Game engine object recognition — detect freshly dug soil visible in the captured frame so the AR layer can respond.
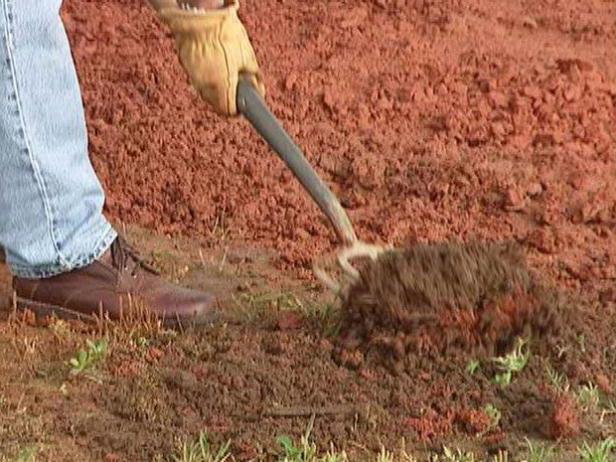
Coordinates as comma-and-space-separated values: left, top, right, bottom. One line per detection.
340, 242, 561, 357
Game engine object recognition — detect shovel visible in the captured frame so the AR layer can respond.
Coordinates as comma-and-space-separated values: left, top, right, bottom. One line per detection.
236, 80, 385, 295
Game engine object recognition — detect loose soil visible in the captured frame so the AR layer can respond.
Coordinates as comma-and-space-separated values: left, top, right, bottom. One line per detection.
1, 0, 616, 460
338, 241, 563, 359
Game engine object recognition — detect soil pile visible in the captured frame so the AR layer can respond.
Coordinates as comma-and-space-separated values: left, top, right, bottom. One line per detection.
338, 242, 562, 360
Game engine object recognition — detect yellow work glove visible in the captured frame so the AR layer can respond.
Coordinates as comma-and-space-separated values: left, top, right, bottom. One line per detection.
159, 1, 265, 116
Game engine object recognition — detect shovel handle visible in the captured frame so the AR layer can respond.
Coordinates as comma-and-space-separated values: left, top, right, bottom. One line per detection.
236, 79, 357, 246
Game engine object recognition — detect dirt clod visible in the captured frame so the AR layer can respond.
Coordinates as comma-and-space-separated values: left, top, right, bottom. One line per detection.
549, 393, 581, 440
339, 242, 561, 357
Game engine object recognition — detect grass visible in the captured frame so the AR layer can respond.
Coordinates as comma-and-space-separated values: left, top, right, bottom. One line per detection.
578, 437, 616, 462
68, 338, 108, 377
437, 447, 479, 462
545, 364, 570, 392
14, 446, 38, 462
482, 404, 501, 434
173, 432, 232, 462
492, 338, 530, 387
577, 382, 600, 412
431, 448, 507, 462
524, 438, 555, 462
276, 417, 348, 462
233, 290, 340, 334
466, 359, 480, 376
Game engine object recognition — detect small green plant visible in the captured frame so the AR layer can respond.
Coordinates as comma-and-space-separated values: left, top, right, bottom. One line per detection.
576, 334, 586, 353
68, 339, 108, 376
436, 447, 478, 462
376, 447, 394, 462
173, 432, 232, 462
545, 365, 569, 392
524, 437, 555, 462
277, 433, 318, 462
277, 418, 347, 462
483, 404, 501, 431
578, 437, 616, 462
15, 446, 38, 462
135, 336, 149, 348
466, 359, 480, 376
577, 382, 600, 412
429, 448, 507, 462
492, 338, 529, 387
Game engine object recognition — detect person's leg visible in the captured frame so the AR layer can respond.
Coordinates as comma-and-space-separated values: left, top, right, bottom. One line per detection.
0, 0, 218, 327
0, 0, 116, 278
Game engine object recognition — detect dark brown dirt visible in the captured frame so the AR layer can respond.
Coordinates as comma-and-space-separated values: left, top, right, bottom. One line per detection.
339, 241, 562, 358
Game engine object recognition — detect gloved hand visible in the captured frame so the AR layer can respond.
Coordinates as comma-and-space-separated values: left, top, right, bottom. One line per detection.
158, 0, 265, 116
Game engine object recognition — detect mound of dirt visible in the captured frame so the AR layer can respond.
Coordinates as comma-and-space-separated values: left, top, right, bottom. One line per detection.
338, 242, 563, 360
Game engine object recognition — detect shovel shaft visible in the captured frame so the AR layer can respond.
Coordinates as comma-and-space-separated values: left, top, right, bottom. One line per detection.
237, 79, 357, 246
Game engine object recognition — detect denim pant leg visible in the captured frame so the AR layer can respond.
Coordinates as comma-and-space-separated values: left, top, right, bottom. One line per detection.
0, 0, 117, 278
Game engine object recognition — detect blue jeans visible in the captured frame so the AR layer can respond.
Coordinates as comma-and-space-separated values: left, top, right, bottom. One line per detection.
0, 0, 116, 278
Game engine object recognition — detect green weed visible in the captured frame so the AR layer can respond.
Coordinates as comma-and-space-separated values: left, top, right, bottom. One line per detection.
15, 446, 38, 462
428, 448, 508, 462
545, 365, 569, 392
173, 432, 232, 462
375, 446, 417, 462
276, 418, 347, 462
577, 382, 600, 412
434, 447, 478, 462
492, 338, 529, 387
68, 339, 108, 376
483, 404, 502, 433
578, 437, 616, 462
524, 437, 555, 462
466, 359, 480, 376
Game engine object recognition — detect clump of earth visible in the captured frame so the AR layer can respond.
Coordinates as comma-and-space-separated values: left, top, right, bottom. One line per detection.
337, 242, 565, 363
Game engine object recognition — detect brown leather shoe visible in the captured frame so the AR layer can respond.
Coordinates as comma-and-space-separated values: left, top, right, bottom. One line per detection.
12, 237, 219, 327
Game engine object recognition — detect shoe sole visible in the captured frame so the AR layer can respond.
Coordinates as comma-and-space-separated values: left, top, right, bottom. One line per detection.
15, 296, 96, 324
13, 296, 216, 329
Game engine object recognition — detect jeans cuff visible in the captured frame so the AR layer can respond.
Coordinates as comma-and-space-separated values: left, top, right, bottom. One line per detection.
9, 224, 117, 279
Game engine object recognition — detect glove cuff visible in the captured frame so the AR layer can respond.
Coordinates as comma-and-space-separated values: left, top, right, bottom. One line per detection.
159, 2, 240, 33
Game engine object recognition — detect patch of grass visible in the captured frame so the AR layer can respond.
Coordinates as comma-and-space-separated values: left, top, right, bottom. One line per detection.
578, 437, 616, 462
233, 291, 287, 322
577, 382, 600, 412
375, 447, 397, 462
576, 334, 586, 353
375, 447, 418, 462
433, 447, 478, 462
545, 364, 569, 392
492, 338, 529, 387
466, 359, 480, 376
600, 398, 616, 423
14, 446, 38, 462
276, 418, 348, 462
483, 404, 501, 433
68, 339, 108, 377
428, 448, 509, 462
173, 432, 232, 462
234, 290, 340, 333
524, 437, 555, 462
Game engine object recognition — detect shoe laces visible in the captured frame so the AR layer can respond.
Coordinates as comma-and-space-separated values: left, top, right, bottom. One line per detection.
110, 237, 160, 278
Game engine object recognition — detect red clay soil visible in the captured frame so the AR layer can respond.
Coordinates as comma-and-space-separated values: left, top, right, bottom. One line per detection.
62, 0, 616, 289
